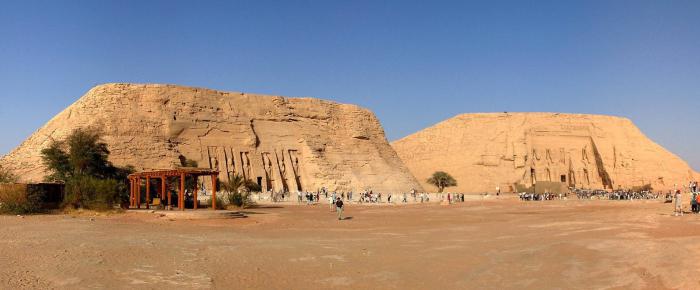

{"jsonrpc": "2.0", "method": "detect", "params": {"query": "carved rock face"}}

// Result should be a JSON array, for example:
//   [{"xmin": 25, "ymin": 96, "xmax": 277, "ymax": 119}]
[
  {"xmin": 0, "ymin": 83, "xmax": 423, "ymax": 193},
  {"xmin": 392, "ymin": 113, "xmax": 699, "ymax": 193}
]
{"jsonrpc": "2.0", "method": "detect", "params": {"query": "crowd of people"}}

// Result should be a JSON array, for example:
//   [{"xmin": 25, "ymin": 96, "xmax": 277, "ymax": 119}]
[
  {"xmin": 520, "ymin": 188, "xmax": 664, "ymax": 201},
  {"xmin": 253, "ymin": 187, "xmax": 473, "ymax": 206},
  {"xmin": 573, "ymin": 189, "xmax": 659, "ymax": 200},
  {"xmin": 679, "ymin": 181, "xmax": 699, "ymax": 216},
  {"xmin": 246, "ymin": 180, "xmax": 700, "ymax": 221},
  {"xmin": 519, "ymin": 192, "xmax": 568, "ymax": 201}
]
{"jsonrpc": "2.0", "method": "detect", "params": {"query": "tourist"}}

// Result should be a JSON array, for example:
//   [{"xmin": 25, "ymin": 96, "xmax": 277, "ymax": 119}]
[
  {"xmin": 297, "ymin": 191, "xmax": 302, "ymax": 203},
  {"xmin": 402, "ymin": 192, "xmax": 407, "ymax": 203},
  {"xmin": 329, "ymin": 194, "xmax": 335, "ymax": 211},
  {"xmin": 675, "ymin": 189, "xmax": 683, "ymax": 216},
  {"xmin": 691, "ymin": 192, "xmax": 697, "ymax": 213},
  {"xmin": 335, "ymin": 197, "xmax": 344, "ymax": 220},
  {"xmin": 447, "ymin": 193, "xmax": 452, "ymax": 204},
  {"xmin": 496, "ymin": 186, "xmax": 500, "ymax": 196},
  {"xmin": 461, "ymin": 193, "xmax": 464, "ymax": 202},
  {"xmin": 388, "ymin": 193, "xmax": 392, "ymax": 203}
]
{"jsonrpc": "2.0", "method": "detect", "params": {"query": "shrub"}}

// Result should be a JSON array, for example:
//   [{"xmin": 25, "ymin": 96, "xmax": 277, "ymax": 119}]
[
  {"xmin": 226, "ymin": 191, "xmax": 254, "ymax": 208},
  {"xmin": 0, "ymin": 184, "xmax": 43, "ymax": 214},
  {"xmin": 208, "ymin": 195, "xmax": 226, "ymax": 210},
  {"xmin": 221, "ymin": 174, "xmax": 261, "ymax": 194},
  {"xmin": 63, "ymin": 175, "xmax": 123, "ymax": 210},
  {"xmin": 244, "ymin": 180, "xmax": 262, "ymax": 192}
]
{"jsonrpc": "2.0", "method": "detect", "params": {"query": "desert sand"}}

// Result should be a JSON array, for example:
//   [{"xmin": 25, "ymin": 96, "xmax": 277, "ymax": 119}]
[{"xmin": 2, "ymin": 198, "xmax": 700, "ymax": 289}]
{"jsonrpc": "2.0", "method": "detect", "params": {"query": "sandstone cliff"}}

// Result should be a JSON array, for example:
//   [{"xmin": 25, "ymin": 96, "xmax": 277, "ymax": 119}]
[
  {"xmin": 0, "ymin": 83, "xmax": 423, "ymax": 193},
  {"xmin": 392, "ymin": 113, "xmax": 699, "ymax": 193}
]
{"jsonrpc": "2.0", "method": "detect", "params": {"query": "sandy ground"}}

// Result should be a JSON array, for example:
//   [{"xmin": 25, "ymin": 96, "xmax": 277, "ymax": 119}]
[{"xmin": 2, "ymin": 197, "xmax": 700, "ymax": 289}]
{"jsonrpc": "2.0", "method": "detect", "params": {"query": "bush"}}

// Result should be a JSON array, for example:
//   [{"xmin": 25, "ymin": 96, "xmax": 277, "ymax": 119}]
[
  {"xmin": 244, "ymin": 180, "xmax": 262, "ymax": 192},
  {"xmin": 226, "ymin": 191, "xmax": 254, "ymax": 208},
  {"xmin": 208, "ymin": 195, "xmax": 226, "ymax": 210},
  {"xmin": 63, "ymin": 175, "xmax": 124, "ymax": 210},
  {"xmin": 0, "ymin": 184, "xmax": 43, "ymax": 214}
]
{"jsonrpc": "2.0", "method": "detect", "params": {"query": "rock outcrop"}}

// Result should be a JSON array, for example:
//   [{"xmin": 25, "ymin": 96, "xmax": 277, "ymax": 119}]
[
  {"xmin": 0, "ymin": 83, "xmax": 423, "ymax": 193},
  {"xmin": 392, "ymin": 113, "xmax": 699, "ymax": 193}
]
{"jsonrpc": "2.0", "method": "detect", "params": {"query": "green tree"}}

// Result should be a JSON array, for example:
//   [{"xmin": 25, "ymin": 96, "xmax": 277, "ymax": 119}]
[
  {"xmin": 220, "ymin": 174, "xmax": 258, "ymax": 208},
  {"xmin": 221, "ymin": 174, "xmax": 245, "ymax": 194},
  {"xmin": 427, "ymin": 171, "xmax": 457, "ymax": 193},
  {"xmin": 39, "ymin": 128, "xmax": 134, "ymax": 209},
  {"xmin": 40, "ymin": 128, "xmax": 115, "ymax": 181}
]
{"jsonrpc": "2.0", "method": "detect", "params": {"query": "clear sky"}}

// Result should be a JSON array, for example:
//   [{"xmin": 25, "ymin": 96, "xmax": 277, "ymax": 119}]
[{"xmin": 1, "ymin": 1, "xmax": 698, "ymax": 170}]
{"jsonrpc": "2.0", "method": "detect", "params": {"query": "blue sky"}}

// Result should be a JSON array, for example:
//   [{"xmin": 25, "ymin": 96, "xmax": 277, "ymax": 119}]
[{"xmin": 1, "ymin": 0, "xmax": 698, "ymax": 170}]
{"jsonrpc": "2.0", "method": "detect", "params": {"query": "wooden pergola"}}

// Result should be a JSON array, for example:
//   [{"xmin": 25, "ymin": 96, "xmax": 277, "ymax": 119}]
[{"xmin": 128, "ymin": 168, "xmax": 219, "ymax": 211}]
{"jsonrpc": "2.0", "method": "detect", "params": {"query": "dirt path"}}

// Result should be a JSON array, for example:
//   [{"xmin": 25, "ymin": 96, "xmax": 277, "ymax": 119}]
[{"xmin": 2, "ymin": 199, "xmax": 699, "ymax": 289}]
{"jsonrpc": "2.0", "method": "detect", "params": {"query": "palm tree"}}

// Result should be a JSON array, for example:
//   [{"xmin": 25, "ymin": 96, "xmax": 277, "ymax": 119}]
[
  {"xmin": 427, "ymin": 171, "xmax": 457, "ymax": 193},
  {"xmin": 222, "ymin": 174, "xmax": 245, "ymax": 194}
]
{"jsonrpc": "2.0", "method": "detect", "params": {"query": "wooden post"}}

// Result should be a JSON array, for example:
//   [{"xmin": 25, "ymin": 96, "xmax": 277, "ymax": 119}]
[
  {"xmin": 161, "ymin": 176, "xmax": 166, "ymax": 200},
  {"xmin": 194, "ymin": 176, "xmax": 199, "ymax": 209},
  {"xmin": 211, "ymin": 174, "xmax": 217, "ymax": 210},
  {"xmin": 136, "ymin": 178, "xmax": 141, "ymax": 209},
  {"xmin": 179, "ymin": 173, "xmax": 185, "ymax": 211},
  {"xmin": 129, "ymin": 178, "xmax": 134, "ymax": 208},
  {"xmin": 145, "ymin": 176, "xmax": 151, "ymax": 209},
  {"xmin": 167, "ymin": 176, "xmax": 172, "ymax": 210}
]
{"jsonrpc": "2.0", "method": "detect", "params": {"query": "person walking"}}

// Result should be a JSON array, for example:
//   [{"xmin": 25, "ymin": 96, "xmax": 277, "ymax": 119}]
[
  {"xmin": 335, "ymin": 197, "xmax": 344, "ymax": 220},
  {"xmin": 675, "ymin": 189, "xmax": 683, "ymax": 216}
]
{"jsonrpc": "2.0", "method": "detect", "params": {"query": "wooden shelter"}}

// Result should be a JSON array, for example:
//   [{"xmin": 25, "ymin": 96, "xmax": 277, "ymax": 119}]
[{"xmin": 128, "ymin": 168, "xmax": 219, "ymax": 210}]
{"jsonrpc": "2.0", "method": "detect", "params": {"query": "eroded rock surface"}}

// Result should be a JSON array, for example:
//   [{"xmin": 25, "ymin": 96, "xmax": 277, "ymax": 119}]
[
  {"xmin": 392, "ymin": 113, "xmax": 699, "ymax": 193},
  {"xmin": 0, "ymin": 83, "xmax": 422, "ymax": 193}
]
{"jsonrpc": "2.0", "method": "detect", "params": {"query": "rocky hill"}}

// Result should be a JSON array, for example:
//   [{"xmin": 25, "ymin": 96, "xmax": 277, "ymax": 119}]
[
  {"xmin": 392, "ymin": 113, "xmax": 699, "ymax": 193},
  {"xmin": 0, "ymin": 83, "xmax": 423, "ymax": 193}
]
